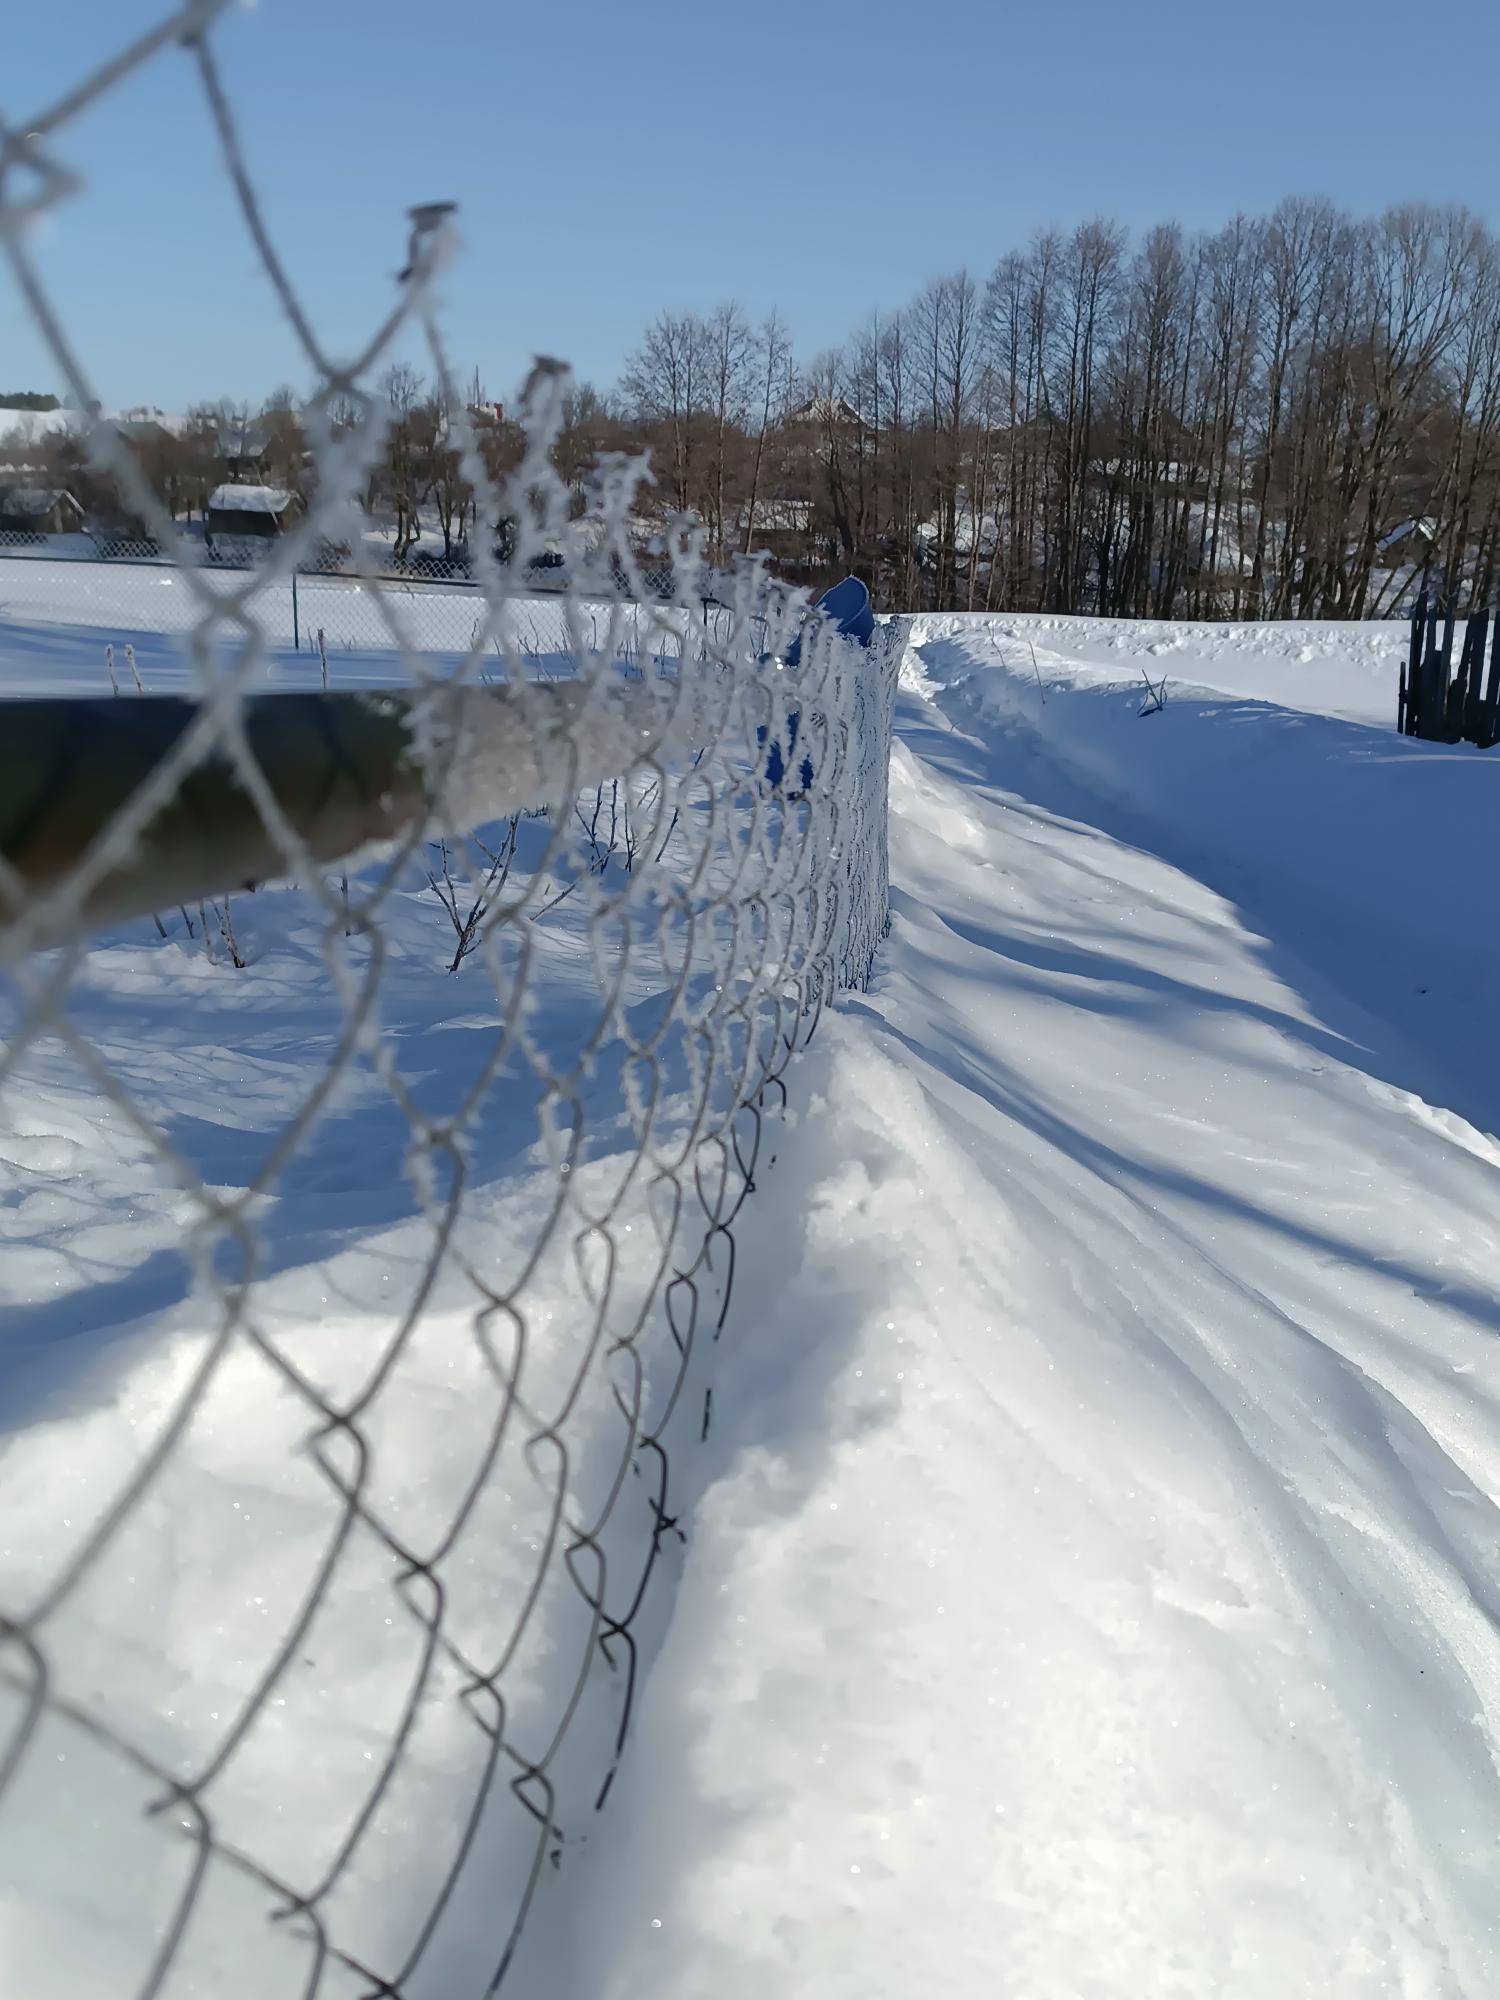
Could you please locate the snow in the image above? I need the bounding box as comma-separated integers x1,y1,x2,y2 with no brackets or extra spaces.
1381,518,1438,552
6,591,1500,1995
0,570,885,1996
0,486,75,516
207,483,292,515
940,610,1410,728
735,499,813,533
0,554,598,691
541,615,1500,1998
0,408,78,445
0,877,728,1997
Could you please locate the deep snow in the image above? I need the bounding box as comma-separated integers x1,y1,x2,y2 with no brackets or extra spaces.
0,553,587,693
540,616,1500,1999
968,609,1408,727
5,602,1500,1996
0,578,888,2000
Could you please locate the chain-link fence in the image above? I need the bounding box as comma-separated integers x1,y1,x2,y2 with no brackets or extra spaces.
0,530,486,576
0,7,902,1995
0,546,697,689
0,544,580,683
0,529,672,589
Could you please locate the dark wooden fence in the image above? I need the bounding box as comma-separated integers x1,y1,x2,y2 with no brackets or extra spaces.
1400,592,1500,745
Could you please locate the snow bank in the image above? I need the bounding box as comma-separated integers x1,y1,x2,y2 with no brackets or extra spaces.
0,585,897,1997
0,879,731,1999
0,556,713,694
919,618,1500,1137
8,599,1500,1996
911,610,1408,728
548,615,1500,1999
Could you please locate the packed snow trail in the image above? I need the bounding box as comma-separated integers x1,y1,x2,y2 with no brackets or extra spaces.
543,626,1500,2000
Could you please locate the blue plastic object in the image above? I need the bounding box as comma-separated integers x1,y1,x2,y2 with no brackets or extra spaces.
764,709,810,790
762,577,874,790
784,575,875,666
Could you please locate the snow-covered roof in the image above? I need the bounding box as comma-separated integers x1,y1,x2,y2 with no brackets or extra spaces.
114,414,177,441
208,483,291,516
915,488,999,556
790,394,864,428
0,486,77,516
1379,518,1437,551
1096,457,1191,482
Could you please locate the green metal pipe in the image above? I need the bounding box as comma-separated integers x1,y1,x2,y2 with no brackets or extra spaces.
1,691,425,948
0,674,726,955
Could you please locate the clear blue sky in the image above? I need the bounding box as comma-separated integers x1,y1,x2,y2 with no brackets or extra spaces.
5,0,1498,412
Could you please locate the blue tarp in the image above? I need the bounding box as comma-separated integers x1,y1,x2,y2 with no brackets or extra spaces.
762,577,874,790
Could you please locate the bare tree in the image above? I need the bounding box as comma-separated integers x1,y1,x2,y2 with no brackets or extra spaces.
605,199,1500,619
742,309,794,555
378,362,427,556
621,313,707,514
703,302,754,560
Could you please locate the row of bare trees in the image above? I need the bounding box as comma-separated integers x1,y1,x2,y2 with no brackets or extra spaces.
619,305,799,560
11,199,1498,613
610,200,1500,617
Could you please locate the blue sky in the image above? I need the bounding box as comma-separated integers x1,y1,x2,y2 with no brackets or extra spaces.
5,0,1498,412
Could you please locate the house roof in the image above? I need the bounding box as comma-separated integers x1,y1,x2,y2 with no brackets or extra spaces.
0,486,78,516
208,483,291,516
789,394,864,427
114,416,176,444
114,405,189,431
1379,518,1437,551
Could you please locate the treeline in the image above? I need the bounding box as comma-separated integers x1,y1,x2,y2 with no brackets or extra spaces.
4,378,521,561
609,200,1500,618
8,370,626,566
14,199,1500,616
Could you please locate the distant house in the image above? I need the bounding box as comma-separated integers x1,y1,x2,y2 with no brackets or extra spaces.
0,484,84,536
205,483,299,546
736,496,815,561
1379,518,1438,563
787,393,865,430
737,498,813,536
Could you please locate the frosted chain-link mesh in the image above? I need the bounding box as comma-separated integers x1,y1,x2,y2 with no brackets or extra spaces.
0,8,902,1996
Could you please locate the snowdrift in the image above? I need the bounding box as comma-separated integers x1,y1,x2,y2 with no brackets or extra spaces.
915,617,1500,1139
556,614,1500,2000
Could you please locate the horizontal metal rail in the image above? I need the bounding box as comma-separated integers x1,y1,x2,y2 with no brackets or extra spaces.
0,675,725,955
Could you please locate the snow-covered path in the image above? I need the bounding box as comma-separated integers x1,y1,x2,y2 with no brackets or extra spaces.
556,627,1500,1999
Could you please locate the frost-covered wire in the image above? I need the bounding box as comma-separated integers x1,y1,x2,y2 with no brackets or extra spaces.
0,10,903,1995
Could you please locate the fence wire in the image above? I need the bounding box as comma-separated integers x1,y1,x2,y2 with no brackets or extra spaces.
0,540,684,668
0,10,902,1996
0,543,617,684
